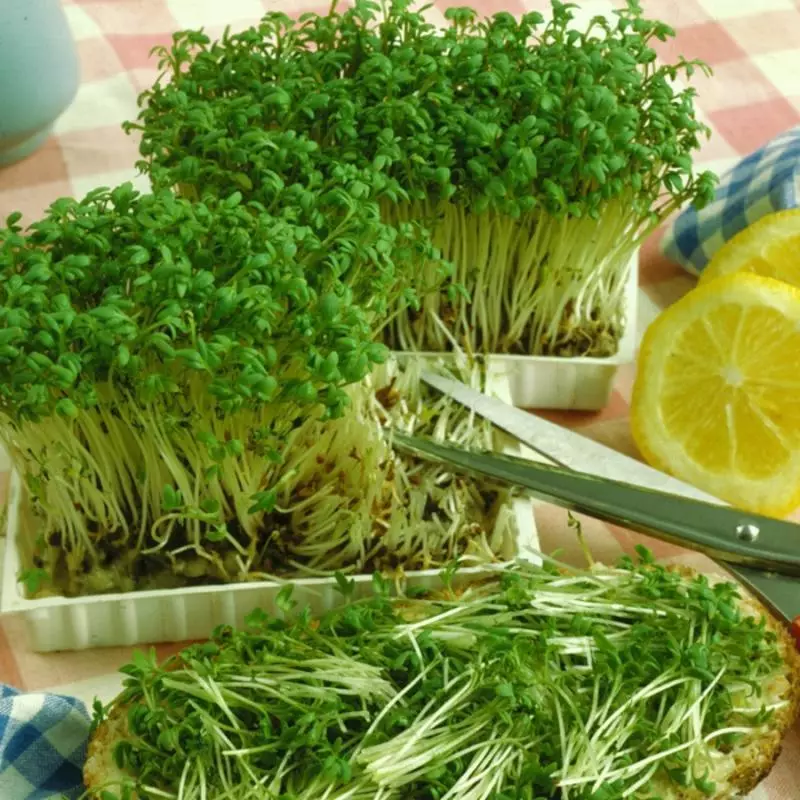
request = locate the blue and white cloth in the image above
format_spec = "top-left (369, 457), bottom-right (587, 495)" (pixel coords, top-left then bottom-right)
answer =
top-left (662, 126), bottom-right (800, 275)
top-left (0, 685), bottom-right (90, 800)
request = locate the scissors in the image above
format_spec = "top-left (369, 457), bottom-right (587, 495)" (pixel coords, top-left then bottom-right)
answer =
top-left (391, 370), bottom-right (800, 636)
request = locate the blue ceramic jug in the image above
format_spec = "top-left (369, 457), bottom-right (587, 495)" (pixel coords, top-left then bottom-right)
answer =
top-left (0, 0), bottom-right (79, 166)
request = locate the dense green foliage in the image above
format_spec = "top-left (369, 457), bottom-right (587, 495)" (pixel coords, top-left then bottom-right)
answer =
top-left (0, 182), bottom-right (436, 421)
top-left (88, 553), bottom-right (787, 800)
top-left (0, 183), bottom-right (456, 594)
top-left (128, 0), bottom-right (716, 355)
top-left (132, 0), bottom-right (713, 219)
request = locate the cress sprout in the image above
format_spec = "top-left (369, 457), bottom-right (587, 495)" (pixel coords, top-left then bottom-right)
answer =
top-left (129, 0), bottom-right (716, 358)
top-left (1, 182), bottom-right (493, 597)
top-left (85, 551), bottom-right (791, 800)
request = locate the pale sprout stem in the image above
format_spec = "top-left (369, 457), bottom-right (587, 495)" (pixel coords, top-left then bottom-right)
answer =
top-left (384, 196), bottom-right (645, 358)
top-left (139, 785), bottom-right (177, 799)
top-left (5, 358), bottom-right (510, 594)
top-left (621, 763), bottom-right (660, 798)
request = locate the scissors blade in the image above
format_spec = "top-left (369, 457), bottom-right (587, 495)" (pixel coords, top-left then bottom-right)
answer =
top-left (726, 566), bottom-right (799, 623)
top-left (391, 433), bottom-right (800, 574)
top-left (420, 370), bottom-right (723, 504)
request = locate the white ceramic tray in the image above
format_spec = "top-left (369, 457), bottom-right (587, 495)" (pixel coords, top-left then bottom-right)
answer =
top-left (394, 251), bottom-right (639, 411)
top-left (0, 376), bottom-right (541, 652)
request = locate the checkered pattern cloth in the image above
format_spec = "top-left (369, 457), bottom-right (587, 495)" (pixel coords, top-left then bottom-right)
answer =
top-left (1, 1), bottom-right (800, 798)
top-left (662, 126), bottom-right (800, 274)
top-left (0, 685), bottom-right (90, 800)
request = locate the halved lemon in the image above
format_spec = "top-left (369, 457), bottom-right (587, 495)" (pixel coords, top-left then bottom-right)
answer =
top-left (631, 272), bottom-right (800, 516)
top-left (700, 209), bottom-right (800, 286)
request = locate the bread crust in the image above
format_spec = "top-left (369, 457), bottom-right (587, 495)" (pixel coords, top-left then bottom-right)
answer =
top-left (84, 703), bottom-right (136, 799)
top-left (84, 568), bottom-right (800, 799)
top-left (670, 566), bottom-right (800, 799)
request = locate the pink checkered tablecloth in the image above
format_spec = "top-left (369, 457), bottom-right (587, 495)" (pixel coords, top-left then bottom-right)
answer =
top-left (1, 1), bottom-right (799, 797)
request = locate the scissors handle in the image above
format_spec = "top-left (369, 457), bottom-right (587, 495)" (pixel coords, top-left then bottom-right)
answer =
top-left (391, 433), bottom-right (800, 578)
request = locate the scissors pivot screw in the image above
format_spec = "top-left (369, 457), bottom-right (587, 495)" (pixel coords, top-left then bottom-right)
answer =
top-left (735, 523), bottom-right (760, 542)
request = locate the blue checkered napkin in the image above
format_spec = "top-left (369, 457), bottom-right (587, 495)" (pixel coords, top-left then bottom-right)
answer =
top-left (662, 126), bottom-right (800, 275)
top-left (0, 684), bottom-right (90, 800)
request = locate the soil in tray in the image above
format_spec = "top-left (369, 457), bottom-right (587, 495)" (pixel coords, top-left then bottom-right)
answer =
top-left (24, 476), bottom-right (508, 599)
top-left (393, 302), bottom-right (623, 359)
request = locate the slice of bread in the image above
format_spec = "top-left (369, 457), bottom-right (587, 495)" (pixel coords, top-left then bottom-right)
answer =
top-left (84, 567), bottom-right (800, 800)
top-left (84, 704), bottom-right (136, 798)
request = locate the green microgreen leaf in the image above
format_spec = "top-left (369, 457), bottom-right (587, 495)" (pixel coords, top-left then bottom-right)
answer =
top-left (334, 571), bottom-right (356, 598)
top-left (162, 484), bottom-right (182, 511)
top-left (275, 583), bottom-right (297, 613)
top-left (19, 567), bottom-right (49, 596)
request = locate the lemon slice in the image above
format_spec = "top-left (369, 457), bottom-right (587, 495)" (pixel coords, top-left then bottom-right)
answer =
top-left (700, 209), bottom-right (800, 286)
top-left (631, 272), bottom-right (800, 516)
